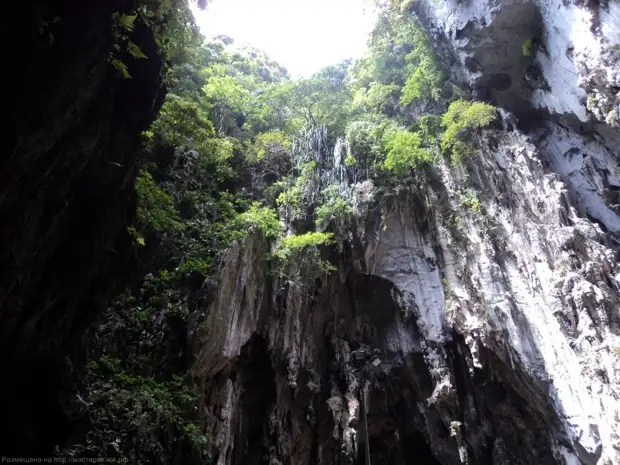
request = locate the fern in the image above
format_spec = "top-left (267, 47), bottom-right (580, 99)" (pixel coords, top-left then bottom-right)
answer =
top-left (118, 13), bottom-right (137, 32)
top-left (111, 58), bottom-right (131, 79)
top-left (128, 40), bottom-right (148, 59)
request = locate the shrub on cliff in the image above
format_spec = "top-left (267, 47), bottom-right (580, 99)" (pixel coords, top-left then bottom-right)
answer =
top-left (382, 128), bottom-right (434, 174)
top-left (270, 232), bottom-right (336, 279)
top-left (440, 100), bottom-right (497, 165)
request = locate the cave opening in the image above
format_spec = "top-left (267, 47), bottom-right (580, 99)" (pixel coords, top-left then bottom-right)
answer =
top-left (340, 271), bottom-right (443, 465)
top-left (234, 333), bottom-right (276, 465)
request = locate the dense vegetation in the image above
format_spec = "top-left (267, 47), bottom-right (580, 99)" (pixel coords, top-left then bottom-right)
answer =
top-left (63, 1), bottom-right (498, 462)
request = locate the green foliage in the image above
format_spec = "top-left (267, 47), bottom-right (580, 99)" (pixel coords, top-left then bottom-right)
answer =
top-left (271, 232), bottom-right (336, 279)
top-left (344, 153), bottom-right (357, 166)
top-left (345, 119), bottom-right (384, 161)
top-left (127, 40), bottom-right (148, 59)
top-left (443, 210), bottom-right (466, 244)
top-left (151, 95), bottom-right (215, 147)
top-left (264, 62), bottom-right (354, 134)
top-left (111, 58), bottom-right (131, 79)
top-left (344, 115), bottom-right (395, 177)
top-left (136, 170), bottom-right (182, 233)
top-left (351, 13), bottom-right (443, 110)
top-left (400, 21), bottom-right (444, 105)
top-left (115, 13), bottom-right (137, 33)
top-left (150, 94), bottom-right (234, 182)
top-left (179, 256), bottom-right (212, 278)
top-left (126, 226), bottom-right (146, 246)
top-left (315, 185), bottom-right (355, 228)
top-left (459, 189), bottom-right (482, 214)
top-left (417, 114), bottom-right (442, 141)
top-left (109, 13), bottom-right (140, 79)
top-left (351, 14), bottom-right (412, 90)
top-left (352, 83), bottom-right (399, 112)
top-left (57, 356), bottom-right (209, 463)
top-left (383, 128), bottom-right (434, 174)
top-left (203, 74), bottom-right (252, 115)
top-left (276, 183), bottom-right (304, 221)
top-left (234, 203), bottom-right (282, 238)
top-left (276, 162), bottom-right (318, 221)
top-left (440, 100), bottom-right (497, 165)
top-left (108, 1), bottom-right (204, 79)
top-left (522, 39), bottom-right (534, 57)
top-left (252, 131), bottom-right (292, 161)
top-left (278, 232), bottom-right (335, 251)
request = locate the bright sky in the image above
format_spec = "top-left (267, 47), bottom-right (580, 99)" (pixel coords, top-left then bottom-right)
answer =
top-left (191, 0), bottom-right (377, 78)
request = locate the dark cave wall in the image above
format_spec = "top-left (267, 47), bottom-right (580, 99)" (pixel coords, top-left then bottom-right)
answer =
top-left (0, 0), bottom-right (167, 455)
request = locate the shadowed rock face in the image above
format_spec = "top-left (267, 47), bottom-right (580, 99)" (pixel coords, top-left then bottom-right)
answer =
top-left (0, 0), bottom-right (166, 455)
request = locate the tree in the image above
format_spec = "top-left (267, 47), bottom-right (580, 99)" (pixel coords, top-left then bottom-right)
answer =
top-left (263, 62), bottom-right (355, 134)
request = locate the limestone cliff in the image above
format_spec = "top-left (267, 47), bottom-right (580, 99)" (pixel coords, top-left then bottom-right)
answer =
top-left (190, 1), bottom-right (620, 465)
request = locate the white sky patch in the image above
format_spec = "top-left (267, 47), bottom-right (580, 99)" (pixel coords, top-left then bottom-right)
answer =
top-left (191, 0), bottom-right (377, 78)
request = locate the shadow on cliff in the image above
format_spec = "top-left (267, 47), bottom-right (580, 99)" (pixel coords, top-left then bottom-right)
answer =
top-left (0, 0), bottom-right (167, 455)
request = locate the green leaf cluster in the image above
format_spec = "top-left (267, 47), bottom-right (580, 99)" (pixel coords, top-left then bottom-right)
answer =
top-left (459, 189), bottom-right (483, 214)
top-left (315, 185), bottom-right (355, 229)
top-left (344, 116), bottom-right (393, 171)
top-left (400, 22), bottom-right (444, 105)
top-left (136, 170), bottom-right (183, 232)
top-left (271, 232), bottom-right (336, 279)
top-left (383, 128), bottom-right (434, 174)
top-left (251, 131), bottom-right (292, 161)
top-left (350, 13), bottom-right (443, 111)
top-left (109, 1), bottom-right (204, 79)
top-left (233, 202), bottom-right (282, 238)
top-left (276, 162), bottom-right (318, 222)
top-left (440, 100), bottom-right (497, 165)
top-left (56, 356), bottom-right (208, 463)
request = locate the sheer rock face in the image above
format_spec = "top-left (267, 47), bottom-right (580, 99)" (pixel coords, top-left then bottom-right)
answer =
top-left (192, 116), bottom-right (620, 465)
top-left (413, 0), bottom-right (620, 232)
top-left (0, 0), bottom-right (166, 455)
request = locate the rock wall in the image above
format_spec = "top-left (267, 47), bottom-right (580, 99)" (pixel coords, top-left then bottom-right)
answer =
top-left (412, 0), bottom-right (619, 129)
top-left (0, 0), bottom-right (166, 455)
top-left (191, 112), bottom-right (620, 465)
top-left (413, 0), bottom-right (620, 228)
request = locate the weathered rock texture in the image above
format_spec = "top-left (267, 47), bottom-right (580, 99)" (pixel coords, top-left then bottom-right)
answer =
top-left (192, 115), bottom-right (620, 465)
top-left (0, 0), bottom-right (166, 455)
top-left (413, 0), bottom-right (620, 228)
top-left (413, 0), bottom-right (620, 129)
top-left (191, 2), bottom-right (620, 464)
